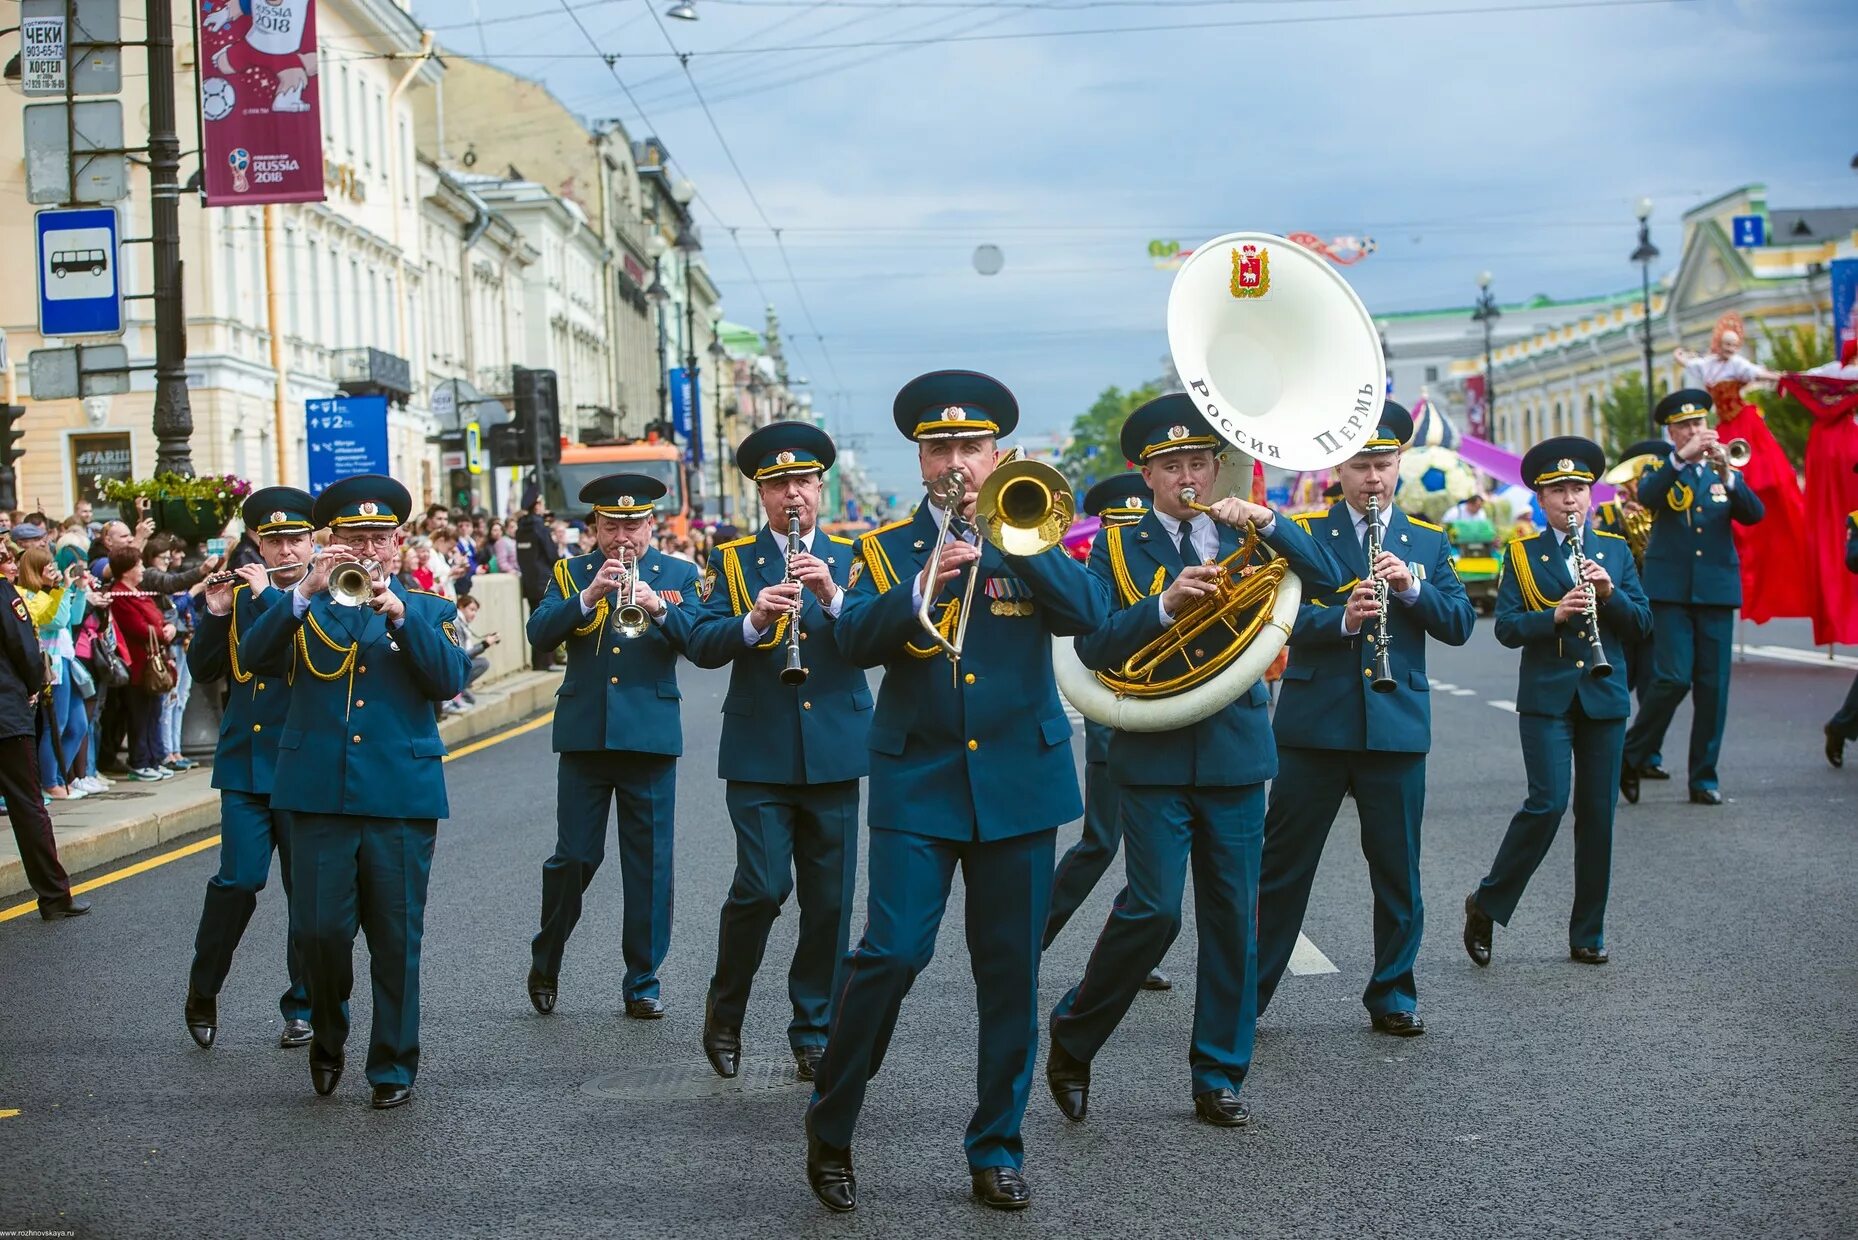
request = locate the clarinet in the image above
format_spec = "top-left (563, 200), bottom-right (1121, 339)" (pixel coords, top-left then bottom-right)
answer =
top-left (1566, 512), bottom-right (1612, 679)
top-left (780, 508), bottom-right (809, 687)
top-left (1365, 496), bottom-right (1396, 694)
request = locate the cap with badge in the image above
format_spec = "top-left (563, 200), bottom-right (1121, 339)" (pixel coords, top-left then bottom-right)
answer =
top-left (736, 421), bottom-right (836, 481)
top-left (580, 473), bottom-right (666, 519)
top-left (1520, 436), bottom-right (1607, 491)
top-left (1322, 481), bottom-right (1344, 502)
top-left (1654, 388), bottom-right (1713, 426)
top-left (1118, 392), bottom-right (1220, 464)
top-left (243, 485), bottom-right (315, 536)
top-left (1083, 472), bottom-right (1152, 525)
top-left (1356, 400), bottom-right (1413, 455)
top-left (892, 370), bottom-right (1019, 442)
top-left (312, 474), bottom-right (412, 530)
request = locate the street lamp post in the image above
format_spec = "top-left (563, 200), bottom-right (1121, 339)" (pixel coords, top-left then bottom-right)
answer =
top-left (645, 233), bottom-right (671, 441)
top-left (1631, 197), bottom-right (1662, 432)
top-left (1471, 270), bottom-right (1500, 440)
top-left (676, 224), bottom-right (702, 516)
top-left (707, 305), bottom-right (727, 521)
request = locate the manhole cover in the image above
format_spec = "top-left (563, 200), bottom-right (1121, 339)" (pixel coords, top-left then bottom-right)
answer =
top-left (582, 1059), bottom-right (802, 1100)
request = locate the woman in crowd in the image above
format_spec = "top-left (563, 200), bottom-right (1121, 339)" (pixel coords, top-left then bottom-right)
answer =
top-left (150, 536), bottom-right (201, 773)
top-left (106, 549), bottom-right (175, 783)
top-left (17, 549), bottom-right (98, 800)
top-left (486, 518), bottom-right (518, 574)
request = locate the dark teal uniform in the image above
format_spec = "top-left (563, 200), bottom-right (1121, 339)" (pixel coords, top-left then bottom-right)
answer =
top-left (1623, 398), bottom-right (1764, 796)
top-left (528, 544), bottom-right (700, 1005)
top-left (1047, 496), bottom-right (1335, 1100)
top-left (239, 559), bottom-right (470, 1091)
top-left (1257, 502), bottom-right (1474, 1019)
top-left (684, 522), bottom-right (869, 1054)
top-left (1472, 449), bottom-right (1651, 950)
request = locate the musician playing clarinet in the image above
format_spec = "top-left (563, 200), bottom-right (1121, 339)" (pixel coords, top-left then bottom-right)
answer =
top-left (682, 423), bottom-right (870, 1083)
top-left (1463, 438), bottom-right (1650, 971)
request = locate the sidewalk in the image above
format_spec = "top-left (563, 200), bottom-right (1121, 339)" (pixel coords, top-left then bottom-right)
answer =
top-left (0, 669), bottom-right (561, 902)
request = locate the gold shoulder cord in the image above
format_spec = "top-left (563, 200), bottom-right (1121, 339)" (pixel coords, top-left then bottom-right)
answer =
top-left (858, 533), bottom-right (897, 595)
top-left (226, 585), bottom-right (253, 685)
top-left (1502, 538), bottom-right (1554, 612)
top-left (555, 559), bottom-right (606, 637)
top-left (1104, 526), bottom-right (1143, 606)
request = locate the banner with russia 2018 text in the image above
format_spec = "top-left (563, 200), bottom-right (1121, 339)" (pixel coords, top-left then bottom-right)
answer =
top-left (197, 0), bottom-right (326, 207)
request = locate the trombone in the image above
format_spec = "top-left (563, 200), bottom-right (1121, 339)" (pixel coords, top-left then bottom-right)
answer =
top-left (613, 546), bottom-right (650, 639)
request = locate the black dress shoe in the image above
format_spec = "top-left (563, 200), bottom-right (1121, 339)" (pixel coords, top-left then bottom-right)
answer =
top-left (1463, 892), bottom-right (1492, 968)
top-left (310, 1056), bottom-right (344, 1097)
top-left (370, 1084), bottom-right (413, 1110)
top-left (1689, 787), bottom-right (1723, 806)
top-left (805, 1114), bottom-right (856, 1213)
top-left (1142, 967), bottom-right (1172, 991)
top-left (702, 1019), bottom-right (741, 1079)
top-left (1619, 765), bottom-right (1640, 805)
top-left (1371, 1010), bottom-right (1426, 1037)
top-left (1045, 1040), bottom-right (1090, 1123)
top-left (1569, 945), bottom-right (1610, 965)
top-left (970, 1166), bottom-right (1031, 1211)
top-left (526, 968), bottom-right (556, 1015)
top-left (1640, 763), bottom-right (1671, 780)
top-left (793, 1044), bottom-right (824, 1081)
top-left (278, 1019), bottom-right (312, 1049)
top-left (1193, 1088), bottom-right (1250, 1128)
top-left (184, 987), bottom-right (218, 1049)
top-left (40, 896), bottom-right (92, 921)
top-left (1827, 726), bottom-right (1847, 769)
top-left (624, 996), bottom-right (666, 1020)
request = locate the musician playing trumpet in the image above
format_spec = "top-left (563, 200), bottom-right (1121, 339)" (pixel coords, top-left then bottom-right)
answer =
top-left (1463, 438), bottom-right (1649, 972)
top-left (525, 475), bottom-right (699, 1022)
top-left (682, 423), bottom-right (870, 1084)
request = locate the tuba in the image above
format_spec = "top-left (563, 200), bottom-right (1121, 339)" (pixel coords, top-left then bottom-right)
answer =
top-left (1059, 231), bottom-right (1377, 732)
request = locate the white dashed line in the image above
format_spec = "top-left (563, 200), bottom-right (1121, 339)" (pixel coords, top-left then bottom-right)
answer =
top-left (1288, 933), bottom-right (1339, 976)
top-left (1449, 688), bottom-right (1477, 696)
top-left (1430, 682), bottom-right (1457, 692)
top-left (1487, 699), bottom-right (1517, 712)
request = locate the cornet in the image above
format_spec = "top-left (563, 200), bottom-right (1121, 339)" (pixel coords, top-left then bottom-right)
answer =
top-left (329, 558), bottom-right (385, 607)
top-left (612, 546), bottom-right (650, 639)
top-left (1708, 437), bottom-right (1751, 484)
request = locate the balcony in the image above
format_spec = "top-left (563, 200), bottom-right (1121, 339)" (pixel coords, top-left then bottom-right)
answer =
top-left (335, 347), bottom-right (414, 406)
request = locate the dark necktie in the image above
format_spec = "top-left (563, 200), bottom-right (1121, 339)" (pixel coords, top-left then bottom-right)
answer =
top-left (1176, 520), bottom-right (1199, 567)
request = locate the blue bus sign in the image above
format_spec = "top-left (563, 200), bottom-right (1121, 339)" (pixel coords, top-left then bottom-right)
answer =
top-left (36, 206), bottom-right (122, 337)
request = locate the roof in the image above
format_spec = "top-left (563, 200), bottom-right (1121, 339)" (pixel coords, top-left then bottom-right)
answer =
top-left (1766, 207), bottom-right (1858, 244)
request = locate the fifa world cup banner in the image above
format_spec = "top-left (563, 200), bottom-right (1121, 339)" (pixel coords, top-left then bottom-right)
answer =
top-left (197, 0), bottom-right (326, 206)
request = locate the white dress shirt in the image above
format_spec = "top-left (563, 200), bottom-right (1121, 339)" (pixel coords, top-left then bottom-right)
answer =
top-left (745, 524), bottom-right (845, 644)
top-left (1339, 503), bottom-right (1423, 637)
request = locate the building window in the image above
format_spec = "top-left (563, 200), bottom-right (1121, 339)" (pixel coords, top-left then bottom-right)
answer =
top-left (305, 238), bottom-right (320, 345)
top-left (337, 64), bottom-right (350, 156)
top-left (1425, 365), bottom-right (1439, 383)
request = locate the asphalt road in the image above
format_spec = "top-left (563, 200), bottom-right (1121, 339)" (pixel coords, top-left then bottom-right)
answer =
top-left (2, 620), bottom-right (1854, 1238)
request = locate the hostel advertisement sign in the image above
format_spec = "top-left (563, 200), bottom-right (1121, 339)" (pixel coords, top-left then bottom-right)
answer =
top-left (197, 0), bottom-right (326, 206)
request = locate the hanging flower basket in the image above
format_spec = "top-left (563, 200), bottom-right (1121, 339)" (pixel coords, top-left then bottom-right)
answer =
top-left (99, 473), bottom-right (253, 542)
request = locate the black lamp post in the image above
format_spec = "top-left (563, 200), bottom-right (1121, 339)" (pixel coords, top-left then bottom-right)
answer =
top-left (708, 331), bottom-right (729, 520)
top-left (1471, 270), bottom-right (1499, 439)
top-left (677, 224), bottom-right (702, 513)
top-left (645, 236), bottom-right (671, 441)
top-left (1631, 197), bottom-right (1661, 432)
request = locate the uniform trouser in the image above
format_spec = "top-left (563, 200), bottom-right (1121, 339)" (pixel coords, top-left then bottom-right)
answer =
top-left (707, 778), bottom-right (859, 1051)
top-left (188, 789), bottom-right (310, 1021)
top-left (289, 812), bottom-right (437, 1087)
top-left (532, 751), bottom-right (676, 1001)
top-left (1474, 701), bottom-right (1623, 950)
top-left (1624, 602), bottom-right (1734, 792)
top-left (524, 587), bottom-right (554, 672)
top-left (808, 826), bottom-right (1054, 1171)
top-left (1043, 759), bottom-right (1122, 948)
top-left (1256, 748), bottom-right (1426, 1018)
top-left (1049, 783), bottom-right (1263, 1098)
top-left (1827, 672), bottom-right (1858, 741)
top-left (0, 734), bottom-right (73, 910)
top-left (1624, 631), bottom-right (1660, 768)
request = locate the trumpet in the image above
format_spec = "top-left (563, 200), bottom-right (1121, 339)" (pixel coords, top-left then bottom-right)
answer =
top-left (1566, 512), bottom-right (1612, 679)
top-left (780, 508), bottom-right (808, 686)
top-left (329, 558), bottom-right (385, 607)
top-left (1364, 496), bottom-right (1396, 694)
top-left (613, 546), bottom-right (650, 639)
top-left (1708, 437), bottom-right (1751, 484)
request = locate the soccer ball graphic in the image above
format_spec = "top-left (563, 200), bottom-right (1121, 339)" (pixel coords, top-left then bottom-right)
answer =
top-left (202, 77), bottom-right (236, 122)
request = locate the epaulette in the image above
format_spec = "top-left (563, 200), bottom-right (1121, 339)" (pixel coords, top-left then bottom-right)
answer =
top-left (1406, 516), bottom-right (1443, 533)
top-left (1291, 513), bottom-right (1316, 531)
top-left (717, 535), bottom-right (756, 551)
top-left (408, 587), bottom-right (452, 602)
top-left (1591, 530), bottom-right (1628, 543)
top-left (826, 533), bottom-right (855, 546)
top-left (870, 515), bottom-right (914, 538)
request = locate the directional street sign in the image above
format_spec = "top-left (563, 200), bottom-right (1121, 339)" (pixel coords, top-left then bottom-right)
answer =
top-left (306, 395), bottom-right (390, 495)
top-left (1731, 215), bottom-right (1766, 248)
top-left (37, 206), bottom-right (122, 337)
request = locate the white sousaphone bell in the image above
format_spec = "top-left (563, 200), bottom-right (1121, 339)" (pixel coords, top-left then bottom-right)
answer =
top-left (1055, 231), bottom-right (1386, 732)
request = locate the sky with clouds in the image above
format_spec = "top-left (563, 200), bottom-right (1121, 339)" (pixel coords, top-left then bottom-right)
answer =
top-left (412, 0), bottom-right (1858, 492)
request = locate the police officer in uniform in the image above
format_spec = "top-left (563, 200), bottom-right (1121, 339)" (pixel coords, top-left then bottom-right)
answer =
top-left (1045, 395), bottom-right (1338, 1132)
top-left (803, 371), bottom-right (1106, 1214)
top-left (1463, 438), bottom-right (1650, 969)
top-left (1255, 403), bottom-right (1475, 1036)
top-left (683, 423), bottom-right (870, 1081)
top-left (1621, 391), bottom-right (1765, 806)
top-left (238, 475), bottom-right (472, 1108)
top-left (526, 475), bottom-right (701, 1020)
top-left (0, 571), bottom-right (89, 920)
top-left (183, 487), bottom-right (317, 1051)
top-left (1042, 472), bottom-right (1171, 991)
top-left (515, 485), bottom-right (560, 672)
top-left (1825, 507), bottom-right (1858, 769)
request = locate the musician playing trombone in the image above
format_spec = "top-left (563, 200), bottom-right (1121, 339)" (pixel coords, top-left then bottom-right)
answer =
top-left (1463, 438), bottom-right (1649, 971)
top-left (1256, 401), bottom-right (1475, 1038)
top-left (803, 371), bottom-right (1106, 1215)
top-left (524, 475), bottom-right (700, 1022)
top-left (1046, 395), bottom-right (1339, 1133)
top-left (681, 423), bottom-right (870, 1084)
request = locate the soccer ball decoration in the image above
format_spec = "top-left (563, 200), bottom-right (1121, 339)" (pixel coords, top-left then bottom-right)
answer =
top-left (202, 77), bottom-right (236, 122)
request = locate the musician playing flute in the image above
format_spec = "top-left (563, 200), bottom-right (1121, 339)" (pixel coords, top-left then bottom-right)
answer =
top-left (682, 423), bottom-right (870, 1083)
top-left (1256, 402), bottom-right (1475, 1037)
top-left (1464, 437), bottom-right (1650, 970)
top-left (524, 475), bottom-right (699, 1021)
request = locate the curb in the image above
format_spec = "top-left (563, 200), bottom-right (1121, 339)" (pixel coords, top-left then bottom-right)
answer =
top-left (0, 670), bottom-right (560, 902)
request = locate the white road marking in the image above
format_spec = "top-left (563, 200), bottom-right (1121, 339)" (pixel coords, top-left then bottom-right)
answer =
top-left (1288, 932), bottom-right (1339, 976)
top-left (1735, 643), bottom-right (1858, 670)
top-left (1430, 682), bottom-right (1457, 692)
top-left (1487, 699), bottom-right (1517, 712)
top-left (1449, 688), bottom-right (1477, 696)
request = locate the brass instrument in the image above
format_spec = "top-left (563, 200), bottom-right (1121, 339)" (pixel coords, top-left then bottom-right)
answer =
top-left (1600, 451), bottom-right (1664, 564)
top-left (613, 546), bottom-right (649, 639)
top-left (1710, 436), bottom-right (1751, 484)
top-left (780, 508), bottom-right (808, 686)
top-left (329, 558), bottom-right (384, 608)
top-left (1566, 512), bottom-right (1611, 679)
top-left (1364, 496), bottom-right (1396, 694)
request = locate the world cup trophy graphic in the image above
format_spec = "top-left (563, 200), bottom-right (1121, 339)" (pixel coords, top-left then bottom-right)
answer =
top-left (228, 147), bottom-right (251, 193)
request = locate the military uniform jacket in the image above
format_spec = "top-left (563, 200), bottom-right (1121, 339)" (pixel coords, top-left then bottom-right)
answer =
top-left (187, 584), bottom-right (293, 795)
top-left (1635, 456), bottom-right (1764, 606)
top-left (0, 581), bottom-right (45, 742)
top-left (1077, 510), bottom-right (1339, 787)
top-left (528, 547), bottom-right (701, 756)
top-left (1494, 528), bottom-right (1652, 719)
top-left (683, 527), bottom-right (872, 784)
top-left (836, 502), bottom-right (1108, 842)
top-left (1274, 505), bottom-right (1476, 754)
top-left (238, 581), bottom-right (470, 820)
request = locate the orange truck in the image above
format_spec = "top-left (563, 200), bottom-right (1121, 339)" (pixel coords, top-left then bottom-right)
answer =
top-left (547, 437), bottom-right (693, 539)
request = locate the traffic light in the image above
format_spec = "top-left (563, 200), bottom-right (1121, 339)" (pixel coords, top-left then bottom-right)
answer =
top-left (513, 366), bottom-right (561, 465)
top-left (0, 405), bottom-right (24, 511)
